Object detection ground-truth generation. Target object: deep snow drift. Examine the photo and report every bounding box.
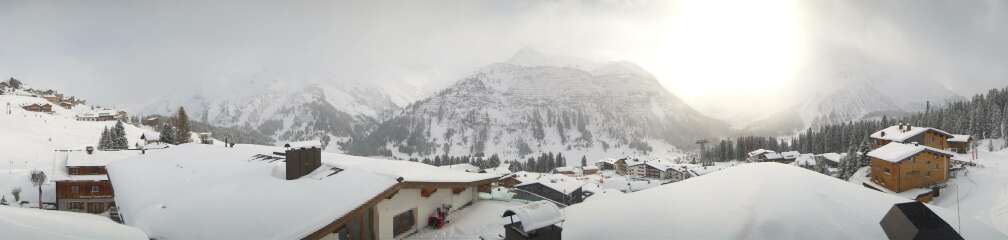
[562,163,1006,239]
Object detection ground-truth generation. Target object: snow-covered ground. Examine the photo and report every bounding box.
[848,139,1008,236]
[0,206,148,239]
[564,162,1005,239]
[0,94,158,206]
[930,139,1008,235]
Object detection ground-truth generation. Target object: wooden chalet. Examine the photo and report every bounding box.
[514,175,584,206]
[54,147,136,214]
[867,142,954,193]
[580,166,600,175]
[869,124,952,150]
[947,134,974,154]
[21,103,52,112]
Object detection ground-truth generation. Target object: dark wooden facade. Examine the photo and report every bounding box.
[514,182,583,206]
[22,103,52,112]
[870,150,951,193]
[55,180,115,213]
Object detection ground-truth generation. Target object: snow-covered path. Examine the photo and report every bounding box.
[932,146,1008,235]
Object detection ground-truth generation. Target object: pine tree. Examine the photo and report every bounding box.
[98,127,110,150]
[175,107,192,144]
[159,123,176,144]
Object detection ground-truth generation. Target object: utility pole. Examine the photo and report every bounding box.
[695,139,708,166]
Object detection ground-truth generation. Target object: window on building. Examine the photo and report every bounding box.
[70,202,83,210]
[91,185,100,193]
[69,167,79,175]
[71,185,79,193]
[393,209,416,237]
[883,168,891,175]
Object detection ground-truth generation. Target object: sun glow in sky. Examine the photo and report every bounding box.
[646,0,804,100]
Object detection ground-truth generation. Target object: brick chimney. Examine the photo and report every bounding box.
[286,147,321,180]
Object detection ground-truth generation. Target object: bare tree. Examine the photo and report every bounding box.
[30,170,46,209]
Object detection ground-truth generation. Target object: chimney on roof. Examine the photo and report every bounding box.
[880,202,964,240]
[880,131,886,137]
[85,146,94,155]
[285,147,321,180]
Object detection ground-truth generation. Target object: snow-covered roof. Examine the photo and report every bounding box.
[949,134,973,143]
[817,153,845,163]
[794,154,816,166]
[440,163,482,173]
[516,174,583,195]
[502,201,564,232]
[870,125,952,142]
[581,166,599,171]
[484,163,512,176]
[0,206,148,240]
[284,139,322,149]
[107,144,401,239]
[763,152,783,160]
[554,166,576,173]
[748,149,775,157]
[867,142,954,163]
[781,151,800,159]
[334,155,498,183]
[562,163,1006,239]
[64,149,140,167]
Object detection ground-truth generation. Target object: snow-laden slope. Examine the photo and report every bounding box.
[0,94,157,171]
[347,58,729,162]
[0,93,160,208]
[744,79,961,136]
[141,81,399,149]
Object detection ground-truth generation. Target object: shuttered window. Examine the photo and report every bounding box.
[393,209,416,237]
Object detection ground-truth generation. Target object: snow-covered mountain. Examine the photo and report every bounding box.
[346,52,729,161]
[744,79,962,136]
[141,81,399,148]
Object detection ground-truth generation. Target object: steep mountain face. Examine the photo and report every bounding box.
[142,82,399,148]
[744,79,962,136]
[346,60,730,160]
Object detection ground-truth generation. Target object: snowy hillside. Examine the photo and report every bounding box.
[0,92,160,207]
[347,53,729,162]
[745,79,961,136]
[0,94,157,171]
[140,80,399,149]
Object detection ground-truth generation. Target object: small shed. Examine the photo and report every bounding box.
[880,202,963,240]
[502,201,563,240]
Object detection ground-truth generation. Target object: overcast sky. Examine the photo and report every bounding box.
[2,0,1006,121]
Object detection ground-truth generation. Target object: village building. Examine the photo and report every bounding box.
[107,144,498,240]
[869,124,952,150]
[748,149,791,163]
[502,201,564,240]
[595,158,619,171]
[580,166,600,175]
[514,174,584,206]
[815,153,844,168]
[76,109,127,121]
[53,147,140,214]
[947,134,974,154]
[780,151,800,161]
[21,103,52,112]
[552,166,577,176]
[867,142,954,193]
